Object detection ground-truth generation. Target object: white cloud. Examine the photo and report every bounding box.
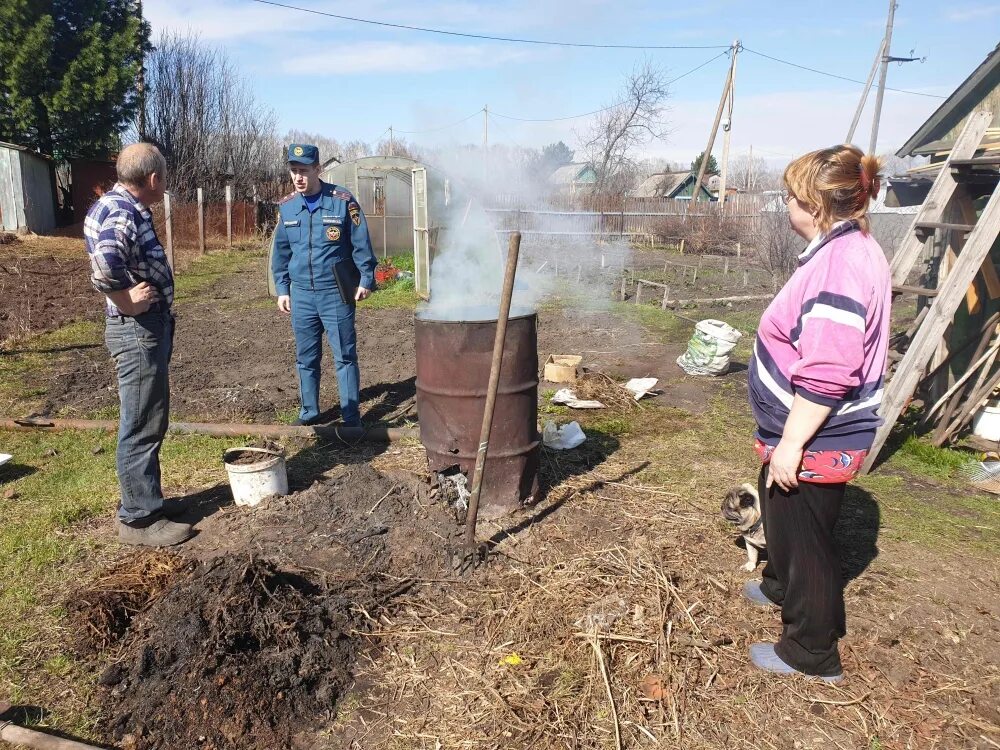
[283,42,536,74]
[946,4,1000,21]
[142,0,312,39]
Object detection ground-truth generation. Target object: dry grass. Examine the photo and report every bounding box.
[574,372,643,413]
[66,551,189,654]
[327,407,1000,750]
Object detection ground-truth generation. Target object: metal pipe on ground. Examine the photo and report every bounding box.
[464,231,522,552]
[0,418,417,443]
[1,720,106,750]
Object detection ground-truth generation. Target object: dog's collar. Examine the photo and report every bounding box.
[744,517,763,535]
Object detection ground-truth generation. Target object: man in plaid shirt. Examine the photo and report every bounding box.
[84,143,193,547]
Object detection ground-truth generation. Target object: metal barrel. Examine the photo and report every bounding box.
[414,310,540,518]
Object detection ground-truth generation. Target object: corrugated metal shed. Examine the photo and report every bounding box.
[0,141,56,234]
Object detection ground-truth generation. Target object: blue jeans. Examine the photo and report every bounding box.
[104,310,174,523]
[290,284,360,425]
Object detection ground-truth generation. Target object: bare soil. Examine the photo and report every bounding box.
[0,249,100,346]
[32,254,722,422]
[74,464,463,750]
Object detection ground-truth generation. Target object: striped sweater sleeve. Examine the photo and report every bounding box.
[787,261,870,406]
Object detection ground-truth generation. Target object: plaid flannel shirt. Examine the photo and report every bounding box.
[83,183,174,317]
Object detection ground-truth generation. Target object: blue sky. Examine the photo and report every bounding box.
[143,0,1000,165]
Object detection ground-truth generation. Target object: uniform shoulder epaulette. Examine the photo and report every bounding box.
[278,192,297,204]
[330,187,354,202]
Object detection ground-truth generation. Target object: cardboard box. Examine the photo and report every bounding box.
[544,354,582,383]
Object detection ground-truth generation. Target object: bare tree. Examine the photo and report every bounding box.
[282,129,343,165]
[581,60,671,196]
[729,152,776,193]
[748,204,800,281]
[138,32,280,200]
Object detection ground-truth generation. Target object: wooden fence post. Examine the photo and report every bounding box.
[736,241,742,258]
[620,274,627,301]
[163,192,174,271]
[724,257,729,275]
[225,184,233,248]
[197,187,206,256]
[661,285,670,309]
[743,269,749,287]
[679,238,686,255]
[635,281,643,305]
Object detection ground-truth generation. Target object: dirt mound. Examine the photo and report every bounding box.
[187,463,462,577]
[83,464,462,749]
[105,557,367,750]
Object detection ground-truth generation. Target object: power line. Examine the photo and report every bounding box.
[742,46,945,99]
[491,49,730,123]
[393,110,483,135]
[248,0,730,49]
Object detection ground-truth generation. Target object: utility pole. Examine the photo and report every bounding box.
[870,0,897,154]
[846,37,885,144]
[483,105,489,186]
[136,0,146,139]
[747,144,754,192]
[691,39,740,203]
[388,126,394,156]
[717,38,739,203]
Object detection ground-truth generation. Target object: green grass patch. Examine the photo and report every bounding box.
[0,320,103,412]
[174,248,264,302]
[360,276,420,311]
[0,427,236,734]
[384,252,415,273]
[886,435,971,480]
[616,303,690,344]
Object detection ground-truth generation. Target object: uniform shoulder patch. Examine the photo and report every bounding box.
[278,191,297,204]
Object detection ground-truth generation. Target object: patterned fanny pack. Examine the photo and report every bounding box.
[754,439,867,484]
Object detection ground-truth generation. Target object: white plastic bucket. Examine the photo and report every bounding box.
[973,401,1000,442]
[223,447,289,507]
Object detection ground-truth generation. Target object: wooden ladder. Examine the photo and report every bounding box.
[864,109,1000,472]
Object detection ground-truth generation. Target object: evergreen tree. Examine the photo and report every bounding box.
[0,0,149,158]
[691,151,720,175]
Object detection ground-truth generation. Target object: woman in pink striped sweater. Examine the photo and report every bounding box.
[745,145,891,681]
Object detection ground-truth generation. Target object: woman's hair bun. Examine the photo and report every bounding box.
[859,153,882,201]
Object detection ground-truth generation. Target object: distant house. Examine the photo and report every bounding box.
[632,170,715,200]
[549,162,597,197]
[891,42,1000,205]
[0,141,56,234]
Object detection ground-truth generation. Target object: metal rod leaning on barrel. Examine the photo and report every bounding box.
[464,231,522,556]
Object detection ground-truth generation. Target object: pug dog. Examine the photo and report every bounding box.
[721,483,766,571]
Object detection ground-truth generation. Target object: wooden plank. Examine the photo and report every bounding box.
[865,180,1000,472]
[892,285,938,296]
[915,221,975,235]
[890,111,993,286]
[950,156,1000,167]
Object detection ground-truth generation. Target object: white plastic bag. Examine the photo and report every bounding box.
[676,319,743,376]
[624,377,658,400]
[552,388,605,409]
[542,420,587,450]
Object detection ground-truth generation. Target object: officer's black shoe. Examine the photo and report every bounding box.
[291,416,323,427]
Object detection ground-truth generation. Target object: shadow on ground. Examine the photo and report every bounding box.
[836,484,881,581]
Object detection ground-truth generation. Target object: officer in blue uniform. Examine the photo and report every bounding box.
[272,144,378,426]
